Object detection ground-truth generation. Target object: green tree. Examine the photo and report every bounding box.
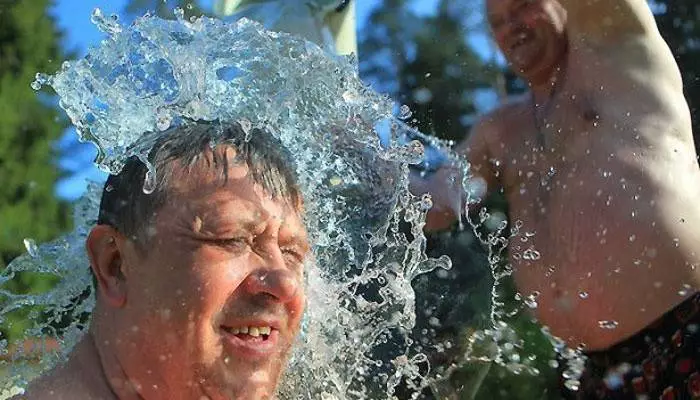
[360,1,497,143]
[0,0,70,343]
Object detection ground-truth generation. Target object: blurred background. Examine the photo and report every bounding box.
[0,0,698,398]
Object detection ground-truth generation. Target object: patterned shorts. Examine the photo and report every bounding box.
[561,292,700,400]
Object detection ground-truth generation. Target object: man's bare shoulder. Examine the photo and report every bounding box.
[10,369,102,400]
[468,95,529,148]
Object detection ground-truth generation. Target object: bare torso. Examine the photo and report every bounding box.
[482,35,700,350]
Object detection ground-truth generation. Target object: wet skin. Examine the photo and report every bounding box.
[19,145,309,399]
[414,0,700,350]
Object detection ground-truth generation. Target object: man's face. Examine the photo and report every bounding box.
[114,147,308,399]
[487,0,567,84]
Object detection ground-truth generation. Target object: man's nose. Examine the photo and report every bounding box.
[244,253,301,302]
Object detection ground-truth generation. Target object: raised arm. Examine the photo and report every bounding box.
[559,0,659,41]
[410,119,500,232]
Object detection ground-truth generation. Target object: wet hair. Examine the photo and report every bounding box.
[97,121,301,244]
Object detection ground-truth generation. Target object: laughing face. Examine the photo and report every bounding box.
[110,146,309,399]
[487,0,568,85]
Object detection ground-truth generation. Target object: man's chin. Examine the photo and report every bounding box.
[220,358,285,393]
[202,369,282,400]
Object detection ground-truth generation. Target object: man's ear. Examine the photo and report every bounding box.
[86,225,129,308]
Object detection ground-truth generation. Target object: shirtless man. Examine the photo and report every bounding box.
[15,122,310,399]
[413,0,700,397]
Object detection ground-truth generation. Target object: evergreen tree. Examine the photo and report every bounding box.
[0,0,70,342]
[360,1,497,143]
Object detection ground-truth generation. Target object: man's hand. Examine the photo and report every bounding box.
[409,166,465,232]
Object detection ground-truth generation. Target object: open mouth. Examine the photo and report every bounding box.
[221,325,274,342]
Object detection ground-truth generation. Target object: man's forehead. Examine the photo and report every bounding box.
[486,0,533,15]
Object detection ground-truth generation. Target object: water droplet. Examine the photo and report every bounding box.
[673,238,680,247]
[399,104,412,120]
[678,284,692,296]
[329,176,342,186]
[173,7,185,20]
[564,379,580,391]
[140,158,157,194]
[23,238,38,258]
[238,118,253,140]
[419,194,433,211]
[598,320,618,329]
[524,292,539,309]
[628,234,636,242]
[522,248,541,261]
[578,291,589,299]
[156,111,172,131]
[90,8,122,35]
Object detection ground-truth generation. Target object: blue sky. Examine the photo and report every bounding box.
[49,0,494,200]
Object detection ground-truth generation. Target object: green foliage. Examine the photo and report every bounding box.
[360,1,498,142]
[0,0,70,343]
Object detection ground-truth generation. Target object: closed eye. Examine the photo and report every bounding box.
[281,247,305,265]
[208,237,252,251]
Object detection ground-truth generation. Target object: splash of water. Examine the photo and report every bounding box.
[0,9,579,399]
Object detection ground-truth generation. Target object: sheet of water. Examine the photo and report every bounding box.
[0,10,583,399]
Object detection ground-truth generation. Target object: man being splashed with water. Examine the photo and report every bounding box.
[16,122,310,399]
[413,0,700,397]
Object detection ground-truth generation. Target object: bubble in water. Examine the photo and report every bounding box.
[598,320,619,329]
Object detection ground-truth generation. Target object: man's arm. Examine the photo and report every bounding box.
[410,119,500,232]
[559,0,659,41]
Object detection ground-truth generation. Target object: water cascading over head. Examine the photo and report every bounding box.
[0,9,554,399]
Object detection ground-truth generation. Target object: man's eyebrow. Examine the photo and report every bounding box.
[280,234,311,254]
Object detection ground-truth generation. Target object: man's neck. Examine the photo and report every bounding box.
[20,333,119,399]
[529,63,566,104]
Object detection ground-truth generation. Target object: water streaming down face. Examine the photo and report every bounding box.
[0,10,574,399]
